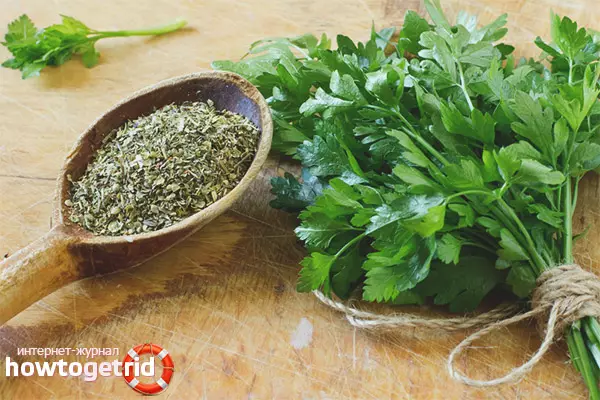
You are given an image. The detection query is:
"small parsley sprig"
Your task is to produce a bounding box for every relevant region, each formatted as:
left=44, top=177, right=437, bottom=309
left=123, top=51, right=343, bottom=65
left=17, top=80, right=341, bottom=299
left=2, top=14, right=187, bottom=79
left=214, top=0, right=600, bottom=395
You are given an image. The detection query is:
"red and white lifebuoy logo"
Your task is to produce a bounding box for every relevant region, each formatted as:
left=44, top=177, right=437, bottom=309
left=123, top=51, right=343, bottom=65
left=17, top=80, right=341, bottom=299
left=122, top=343, right=174, bottom=395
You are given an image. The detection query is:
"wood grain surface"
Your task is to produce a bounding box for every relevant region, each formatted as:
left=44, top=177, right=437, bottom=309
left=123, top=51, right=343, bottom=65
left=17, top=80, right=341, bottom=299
left=1, top=0, right=600, bottom=398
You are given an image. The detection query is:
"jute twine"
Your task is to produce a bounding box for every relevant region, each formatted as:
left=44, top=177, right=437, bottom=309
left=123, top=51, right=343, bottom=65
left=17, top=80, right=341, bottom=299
left=313, top=264, right=600, bottom=387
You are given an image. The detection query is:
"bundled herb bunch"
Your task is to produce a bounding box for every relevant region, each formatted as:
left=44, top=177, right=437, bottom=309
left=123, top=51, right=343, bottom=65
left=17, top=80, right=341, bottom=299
left=214, top=0, right=600, bottom=394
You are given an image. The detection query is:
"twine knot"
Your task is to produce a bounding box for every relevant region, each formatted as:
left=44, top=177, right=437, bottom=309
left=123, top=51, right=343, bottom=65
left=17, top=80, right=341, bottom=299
left=532, top=264, right=600, bottom=334
left=313, top=264, right=600, bottom=387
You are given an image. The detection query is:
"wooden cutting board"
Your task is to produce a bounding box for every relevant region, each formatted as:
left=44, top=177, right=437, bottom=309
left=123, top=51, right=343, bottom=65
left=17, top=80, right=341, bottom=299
left=1, top=0, right=600, bottom=398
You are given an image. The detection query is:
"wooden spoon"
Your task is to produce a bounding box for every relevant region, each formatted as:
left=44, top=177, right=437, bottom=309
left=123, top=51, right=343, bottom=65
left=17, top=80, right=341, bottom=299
left=0, top=71, right=272, bottom=325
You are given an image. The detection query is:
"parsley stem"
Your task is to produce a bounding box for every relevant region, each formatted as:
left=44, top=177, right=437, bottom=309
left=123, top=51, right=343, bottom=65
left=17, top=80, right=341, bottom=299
left=584, top=319, right=600, bottom=352
left=497, top=182, right=510, bottom=198
left=334, top=233, right=366, bottom=259
left=568, top=58, right=574, bottom=85
left=564, top=177, right=574, bottom=264
left=496, top=199, right=548, bottom=273
left=586, top=340, right=600, bottom=374
left=363, top=104, right=451, bottom=167
left=457, top=62, right=474, bottom=111
left=474, top=228, right=500, bottom=250
left=463, top=241, right=496, bottom=255
left=588, top=318, right=600, bottom=342
left=569, top=323, right=600, bottom=400
left=90, top=18, right=187, bottom=39
left=578, top=317, right=600, bottom=399
left=567, top=326, right=585, bottom=374
left=573, top=176, right=581, bottom=213
left=446, top=190, right=494, bottom=202
left=401, top=127, right=450, bottom=167
left=489, top=206, right=521, bottom=240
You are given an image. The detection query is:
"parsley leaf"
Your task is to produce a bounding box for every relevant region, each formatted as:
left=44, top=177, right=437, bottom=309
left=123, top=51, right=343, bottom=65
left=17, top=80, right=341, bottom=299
left=363, top=236, right=436, bottom=302
left=270, top=170, right=324, bottom=211
left=297, top=134, right=366, bottom=184
left=297, top=252, right=336, bottom=293
left=299, top=88, right=354, bottom=117
left=398, top=11, right=431, bottom=55
left=437, top=233, right=464, bottom=264
left=419, top=256, right=503, bottom=312
left=295, top=214, right=359, bottom=249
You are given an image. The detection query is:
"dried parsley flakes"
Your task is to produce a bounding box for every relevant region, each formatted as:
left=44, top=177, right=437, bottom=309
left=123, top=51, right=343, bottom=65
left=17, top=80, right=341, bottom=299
left=66, top=100, right=259, bottom=236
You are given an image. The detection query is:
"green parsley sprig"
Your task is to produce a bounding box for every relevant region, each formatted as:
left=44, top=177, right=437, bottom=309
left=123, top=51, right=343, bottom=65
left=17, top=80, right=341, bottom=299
left=2, top=14, right=187, bottom=79
left=214, top=0, right=600, bottom=395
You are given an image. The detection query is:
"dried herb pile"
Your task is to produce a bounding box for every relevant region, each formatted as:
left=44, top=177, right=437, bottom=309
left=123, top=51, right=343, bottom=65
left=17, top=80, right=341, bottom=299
left=213, top=0, right=600, bottom=396
left=67, top=101, right=259, bottom=236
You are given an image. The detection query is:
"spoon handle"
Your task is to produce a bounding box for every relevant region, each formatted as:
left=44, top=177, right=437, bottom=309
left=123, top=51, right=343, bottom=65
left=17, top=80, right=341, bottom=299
left=0, top=226, right=81, bottom=325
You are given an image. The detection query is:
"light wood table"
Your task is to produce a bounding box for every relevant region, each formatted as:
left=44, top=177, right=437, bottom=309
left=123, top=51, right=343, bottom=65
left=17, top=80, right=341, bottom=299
left=1, top=0, right=599, bottom=398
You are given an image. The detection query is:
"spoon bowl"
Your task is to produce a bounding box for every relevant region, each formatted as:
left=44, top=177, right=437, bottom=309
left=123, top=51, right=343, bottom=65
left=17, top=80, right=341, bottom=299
left=0, top=71, right=272, bottom=324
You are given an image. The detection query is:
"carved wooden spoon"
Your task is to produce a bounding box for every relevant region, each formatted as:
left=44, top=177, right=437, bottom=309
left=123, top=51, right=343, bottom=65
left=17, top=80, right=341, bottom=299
left=0, top=71, right=272, bottom=325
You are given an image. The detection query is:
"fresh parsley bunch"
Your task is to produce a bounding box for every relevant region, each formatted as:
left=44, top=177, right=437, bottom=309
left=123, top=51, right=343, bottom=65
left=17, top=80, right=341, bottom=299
left=214, top=0, right=600, bottom=395
left=2, top=14, right=187, bottom=79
